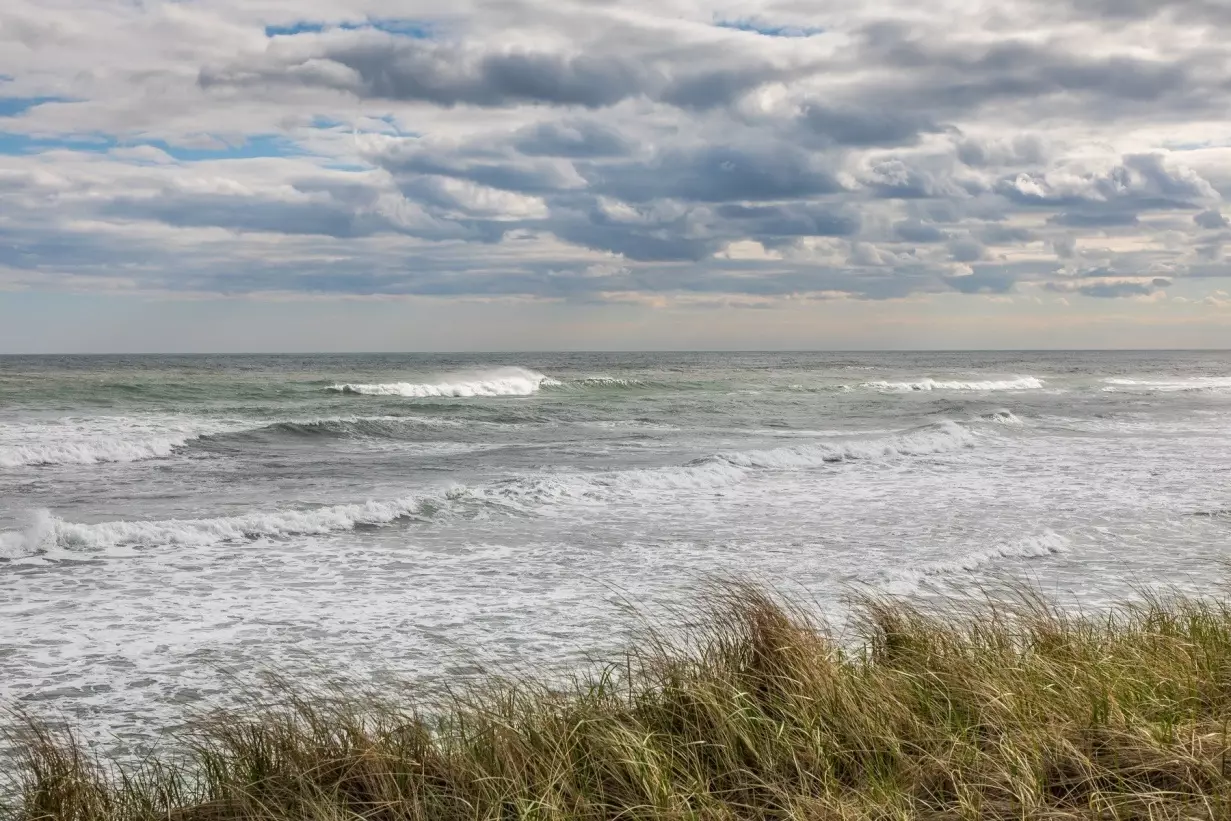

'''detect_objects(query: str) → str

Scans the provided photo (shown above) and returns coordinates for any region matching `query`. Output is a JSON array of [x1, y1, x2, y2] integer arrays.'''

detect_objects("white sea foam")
[[2, 423, 980, 555], [884, 531, 1072, 595], [329, 368, 557, 398], [982, 409, 1025, 426], [713, 421, 976, 469], [0, 416, 238, 467], [0, 497, 431, 557], [863, 376, 1043, 392], [1102, 377, 1231, 393], [575, 377, 647, 388]]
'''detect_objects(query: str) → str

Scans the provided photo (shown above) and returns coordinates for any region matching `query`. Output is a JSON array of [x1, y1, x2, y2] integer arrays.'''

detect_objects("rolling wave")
[[1102, 377, 1231, 393], [329, 368, 558, 398], [883, 531, 1072, 595], [0, 422, 979, 557], [1, 436, 192, 468], [0, 418, 238, 468], [862, 376, 1043, 392]]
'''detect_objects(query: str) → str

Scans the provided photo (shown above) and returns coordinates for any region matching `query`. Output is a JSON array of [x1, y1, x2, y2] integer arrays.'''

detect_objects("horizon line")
[[3, 347, 1231, 357]]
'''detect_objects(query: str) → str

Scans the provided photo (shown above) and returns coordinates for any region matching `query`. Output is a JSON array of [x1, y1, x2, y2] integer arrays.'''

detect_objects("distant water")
[[3, 351, 1231, 747]]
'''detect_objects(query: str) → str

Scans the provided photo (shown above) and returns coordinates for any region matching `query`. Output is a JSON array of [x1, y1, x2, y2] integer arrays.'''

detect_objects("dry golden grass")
[[8, 584, 1231, 820]]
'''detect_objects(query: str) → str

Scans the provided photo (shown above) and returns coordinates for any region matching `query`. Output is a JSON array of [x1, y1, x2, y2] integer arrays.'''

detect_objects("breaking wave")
[[884, 531, 1072, 595], [1, 422, 980, 557], [0, 418, 239, 468], [1102, 377, 1231, 393], [329, 368, 558, 398], [0, 498, 433, 558], [1, 436, 192, 468], [863, 376, 1043, 392]]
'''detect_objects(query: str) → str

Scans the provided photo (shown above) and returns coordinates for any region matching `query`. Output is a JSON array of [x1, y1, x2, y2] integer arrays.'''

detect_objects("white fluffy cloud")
[[0, 0, 1229, 305]]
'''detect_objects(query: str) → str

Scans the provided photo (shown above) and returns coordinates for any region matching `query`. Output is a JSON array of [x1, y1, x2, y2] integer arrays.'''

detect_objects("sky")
[[1, 0, 1230, 352]]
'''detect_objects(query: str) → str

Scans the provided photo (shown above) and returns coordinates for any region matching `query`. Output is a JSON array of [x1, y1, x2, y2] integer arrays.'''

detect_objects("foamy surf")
[[711, 421, 977, 470], [863, 376, 1043, 392], [1102, 377, 1231, 393], [883, 530, 1072, 595], [0, 417, 240, 467], [1, 423, 983, 555], [0, 497, 433, 558], [329, 368, 557, 398]]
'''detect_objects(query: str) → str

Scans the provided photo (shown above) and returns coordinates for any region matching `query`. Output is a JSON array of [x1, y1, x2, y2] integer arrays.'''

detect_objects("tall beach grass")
[[8, 583, 1231, 819]]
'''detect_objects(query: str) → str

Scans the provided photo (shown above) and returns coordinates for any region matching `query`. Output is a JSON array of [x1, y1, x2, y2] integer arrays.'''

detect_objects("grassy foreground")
[[10, 586, 1231, 820]]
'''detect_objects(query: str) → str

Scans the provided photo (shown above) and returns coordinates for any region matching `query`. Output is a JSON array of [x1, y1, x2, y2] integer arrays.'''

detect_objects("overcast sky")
[[1, 0, 1230, 351]]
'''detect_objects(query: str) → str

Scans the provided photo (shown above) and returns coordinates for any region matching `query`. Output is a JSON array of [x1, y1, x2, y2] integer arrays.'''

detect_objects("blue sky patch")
[[715, 19, 823, 37], [0, 132, 116, 155], [265, 18, 432, 38], [0, 97, 69, 118], [153, 135, 302, 161]]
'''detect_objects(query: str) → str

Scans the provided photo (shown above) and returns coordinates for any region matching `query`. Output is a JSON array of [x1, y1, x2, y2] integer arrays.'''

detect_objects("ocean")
[[2, 351, 1231, 749]]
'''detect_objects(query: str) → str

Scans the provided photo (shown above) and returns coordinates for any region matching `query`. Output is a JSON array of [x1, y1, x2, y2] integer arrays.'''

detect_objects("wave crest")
[[1, 422, 982, 557], [0, 417, 238, 468], [863, 376, 1043, 392], [329, 368, 555, 398], [1102, 377, 1231, 393]]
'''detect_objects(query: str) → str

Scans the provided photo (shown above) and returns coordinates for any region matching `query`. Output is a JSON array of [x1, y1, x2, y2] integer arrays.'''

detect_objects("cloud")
[[511, 120, 633, 158], [894, 219, 948, 243], [198, 27, 807, 112], [1195, 209, 1229, 229], [1043, 277, 1171, 298], [0, 0, 1230, 318], [583, 143, 844, 203]]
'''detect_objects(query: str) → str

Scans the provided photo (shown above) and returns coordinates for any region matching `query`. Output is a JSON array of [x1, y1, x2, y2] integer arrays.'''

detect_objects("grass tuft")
[[8, 582, 1231, 819]]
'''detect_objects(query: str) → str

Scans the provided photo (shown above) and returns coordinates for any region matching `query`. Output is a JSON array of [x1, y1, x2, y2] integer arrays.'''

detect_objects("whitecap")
[[863, 376, 1043, 392], [329, 367, 554, 398]]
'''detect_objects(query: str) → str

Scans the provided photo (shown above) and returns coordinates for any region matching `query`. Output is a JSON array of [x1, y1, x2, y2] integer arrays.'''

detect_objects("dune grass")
[[9, 584, 1231, 820]]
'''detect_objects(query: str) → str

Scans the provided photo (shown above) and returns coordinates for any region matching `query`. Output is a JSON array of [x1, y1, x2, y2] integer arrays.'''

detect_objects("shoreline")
[[8, 583, 1231, 820]]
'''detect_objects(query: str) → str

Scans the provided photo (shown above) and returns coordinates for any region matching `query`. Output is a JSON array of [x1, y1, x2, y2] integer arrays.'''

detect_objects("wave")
[[883, 531, 1071, 595], [1, 437, 191, 468], [1102, 377, 1231, 393], [0, 417, 238, 468], [1, 423, 981, 557], [709, 421, 976, 470], [862, 376, 1043, 392], [980, 409, 1025, 426], [0, 497, 434, 558], [573, 377, 648, 388], [329, 368, 557, 398]]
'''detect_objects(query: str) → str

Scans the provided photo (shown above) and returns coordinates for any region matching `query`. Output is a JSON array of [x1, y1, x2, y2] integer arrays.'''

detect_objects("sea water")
[[2, 351, 1231, 747]]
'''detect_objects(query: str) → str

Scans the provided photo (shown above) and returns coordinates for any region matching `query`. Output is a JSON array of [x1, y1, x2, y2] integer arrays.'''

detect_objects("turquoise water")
[[3, 351, 1231, 745]]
